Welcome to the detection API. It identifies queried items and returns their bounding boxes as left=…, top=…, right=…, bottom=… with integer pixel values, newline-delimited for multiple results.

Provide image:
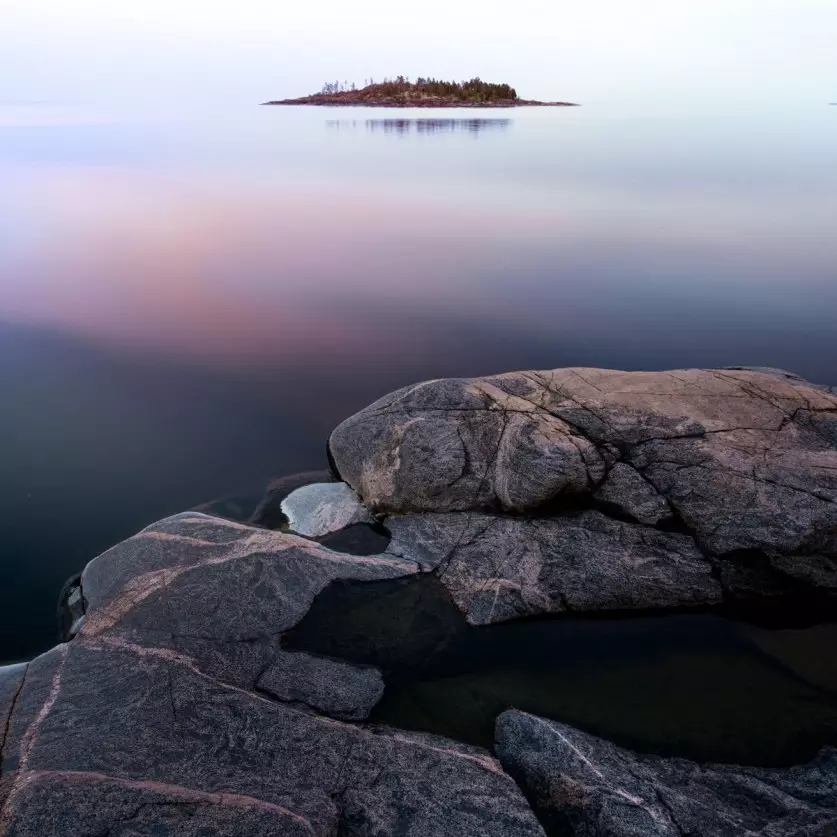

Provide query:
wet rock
left=249, top=470, right=335, bottom=529
left=386, top=511, right=720, bottom=624
left=281, top=481, right=376, bottom=538
left=257, top=650, right=384, bottom=720
left=495, top=709, right=837, bottom=837
left=330, top=367, right=837, bottom=612
left=191, top=478, right=287, bottom=523
left=283, top=574, right=468, bottom=672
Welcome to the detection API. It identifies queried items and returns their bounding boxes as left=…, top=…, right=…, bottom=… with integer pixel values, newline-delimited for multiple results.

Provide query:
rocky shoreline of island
left=265, top=96, right=579, bottom=108
left=263, top=76, right=579, bottom=108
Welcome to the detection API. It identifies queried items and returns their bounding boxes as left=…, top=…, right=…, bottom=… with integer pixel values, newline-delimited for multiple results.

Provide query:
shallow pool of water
left=284, top=575, right=837, bottom=766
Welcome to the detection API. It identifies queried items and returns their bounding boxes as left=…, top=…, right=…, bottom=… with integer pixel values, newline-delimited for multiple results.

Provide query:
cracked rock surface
left=496, top=709, right=837, bottom=837
left=330, top=367, right=837, bottom=620
left=0, top=514, right=545, bottom=837
left=386, top=512, right=719, bottom=624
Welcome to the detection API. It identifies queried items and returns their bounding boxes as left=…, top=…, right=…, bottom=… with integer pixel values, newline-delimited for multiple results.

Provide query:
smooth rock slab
left=496, top=709, right=837, bottom=837
left=386, top=511, right=720, bottom=624
left=257, top=650, right=384, bottom=720
left=281, top=482, right=376, bottom=538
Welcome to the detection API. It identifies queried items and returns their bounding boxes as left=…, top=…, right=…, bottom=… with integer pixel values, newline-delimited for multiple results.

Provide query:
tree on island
left=318, top=77, right=519, bottom=103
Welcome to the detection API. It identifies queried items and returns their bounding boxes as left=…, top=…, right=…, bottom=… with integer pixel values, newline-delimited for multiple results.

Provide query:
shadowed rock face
left=329, top=367, right=837, bottom=621
left=496, top=710, right=837, bottom=837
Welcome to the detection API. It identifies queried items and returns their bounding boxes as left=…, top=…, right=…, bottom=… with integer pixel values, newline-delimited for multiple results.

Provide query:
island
left=264, top=76, right=579, bottom=108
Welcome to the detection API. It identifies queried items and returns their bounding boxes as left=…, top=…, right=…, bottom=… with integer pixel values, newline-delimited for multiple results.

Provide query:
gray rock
left=496, top=709, right=837, bottom=837
left=594, top=462, right=673, bottom=526
left=78, top=512, right=416, bottom=645
left=282, top=482, right=376, bottom=538
left=0, top=662, right=28, bottom=753
left=330, top=367, right=837, bottom=611
left=1, top=641, right=545, bottom=837
left=257, top=650, right=384, bottom=720
left=386, top=511, right=719, bottom=624
left=0, top=514, right=544, bottom=837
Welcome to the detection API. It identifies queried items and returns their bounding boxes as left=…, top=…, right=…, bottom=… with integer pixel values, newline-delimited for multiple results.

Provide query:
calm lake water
left=1, top=103, right=836, bottom=661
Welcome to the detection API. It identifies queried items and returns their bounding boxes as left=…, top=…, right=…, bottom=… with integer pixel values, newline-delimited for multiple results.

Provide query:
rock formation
left=496, top=710, right=837, bottom=836
left=331, top=366, right=837, bottom=622
left=3, top=366, right=836, bottom=835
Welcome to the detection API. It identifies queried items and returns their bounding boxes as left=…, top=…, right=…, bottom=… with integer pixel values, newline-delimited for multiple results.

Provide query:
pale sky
left=2, top=0, right=835, bottom=109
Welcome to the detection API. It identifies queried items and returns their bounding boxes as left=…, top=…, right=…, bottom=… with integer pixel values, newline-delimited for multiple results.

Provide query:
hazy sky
left=2, top=0, right=835, bottom=109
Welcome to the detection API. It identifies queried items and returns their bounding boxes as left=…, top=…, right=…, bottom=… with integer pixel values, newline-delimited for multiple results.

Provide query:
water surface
left=284, top=575, right=837, bottom=766
left=1, top=103, right=836, bottom=660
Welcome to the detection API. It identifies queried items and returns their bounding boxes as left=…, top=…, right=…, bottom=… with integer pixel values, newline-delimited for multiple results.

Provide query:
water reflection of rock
left=326, top=118, right=512, bottom=135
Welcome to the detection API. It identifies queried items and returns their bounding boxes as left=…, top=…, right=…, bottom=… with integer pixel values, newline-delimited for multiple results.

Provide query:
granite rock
left=496, top=709, right=837, bottom=837
left=7, top=364, right=837, bottom=836
left=0, top=642, right=545, bottom=837
left=593, top=462, right=673, bottom=526
left=257, top=650, right=384, bottom=720
left=330, top=367, right=837, bottom=613
left=0, top=514, right=544, bottom=837
left=386, top=511, right=719, bottom=624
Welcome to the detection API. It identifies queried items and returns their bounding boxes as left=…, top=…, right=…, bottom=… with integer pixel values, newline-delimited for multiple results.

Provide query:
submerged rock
left=249, top=470, right=335, bottom=529
left=281, top=481, right=376, bottom=538
left=496, top=709, right=837, bottom=837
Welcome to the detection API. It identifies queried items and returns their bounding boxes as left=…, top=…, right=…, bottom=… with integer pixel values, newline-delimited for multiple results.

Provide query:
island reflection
left=327, top=118, right=512, bottom=135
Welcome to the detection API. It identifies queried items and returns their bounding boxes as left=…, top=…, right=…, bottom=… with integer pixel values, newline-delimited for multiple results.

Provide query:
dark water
left=284, top=576, right=837, bottom=766
left=1, top=104, right=836, bottom=661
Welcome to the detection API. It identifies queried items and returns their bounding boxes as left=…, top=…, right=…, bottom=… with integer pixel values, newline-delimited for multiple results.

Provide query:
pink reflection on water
left=1, top=165, right=560, bottom=368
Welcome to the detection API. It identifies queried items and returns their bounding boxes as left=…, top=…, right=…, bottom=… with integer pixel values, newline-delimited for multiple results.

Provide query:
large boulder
left=329, top=367, right=837, bottom=620
left=496, top=709, right=837, bottom=836
left=0, top=514, right=545, bottom=837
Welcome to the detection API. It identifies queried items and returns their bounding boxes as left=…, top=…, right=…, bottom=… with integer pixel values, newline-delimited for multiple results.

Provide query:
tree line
left=319, top=76, right=519, bottom=102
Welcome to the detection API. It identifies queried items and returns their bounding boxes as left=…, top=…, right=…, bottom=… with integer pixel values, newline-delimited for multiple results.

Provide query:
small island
left=264, top=76, right=579, bottom=108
